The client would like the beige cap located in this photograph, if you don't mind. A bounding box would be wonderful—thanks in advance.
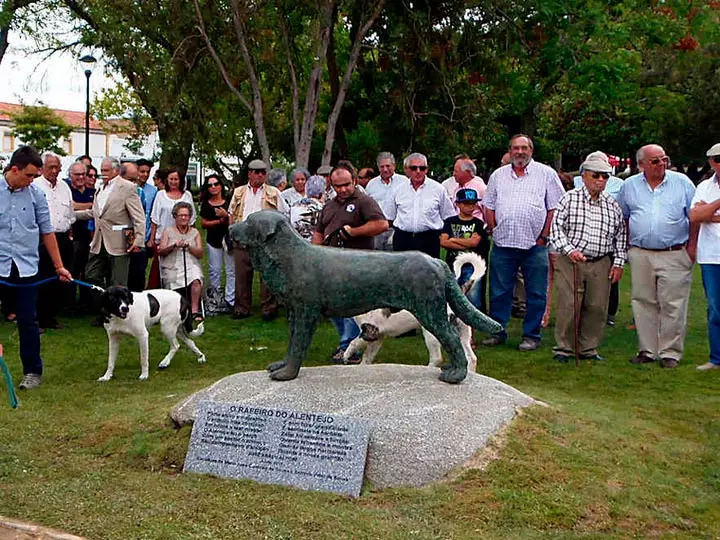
[248,159,268,170]
[317,165,333,176]
[706,143,720,157]
[581,152,612,173]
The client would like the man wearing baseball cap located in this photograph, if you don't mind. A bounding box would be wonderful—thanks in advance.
[690,143,720,371]
[549,152,627,363]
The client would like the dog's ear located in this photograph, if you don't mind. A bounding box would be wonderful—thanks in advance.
[100,291,112,322]
[360,323,380,342]
[251,212,282,243]
[122,287,134,305]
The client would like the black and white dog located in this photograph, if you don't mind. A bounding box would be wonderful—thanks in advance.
[98,286,206,381]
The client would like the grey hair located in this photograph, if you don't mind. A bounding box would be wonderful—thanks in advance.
[103,156,121,171]
[290,167,310,185]
[67,162,86,176]
[267,168,287,188]
[509,134,534,150]
[171,201,193,218]
[403,152,428,168]
[376,152,396,167]
[459,160,476,176]
[42,151,61,164]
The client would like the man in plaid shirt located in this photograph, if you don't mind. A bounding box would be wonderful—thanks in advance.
[549,153,627,362]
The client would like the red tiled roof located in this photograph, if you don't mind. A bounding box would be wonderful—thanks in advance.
[0,101,126,131]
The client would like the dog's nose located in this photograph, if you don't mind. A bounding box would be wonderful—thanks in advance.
[121,306,129,313]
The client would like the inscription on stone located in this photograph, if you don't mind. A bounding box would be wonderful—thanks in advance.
[184,401,370,497]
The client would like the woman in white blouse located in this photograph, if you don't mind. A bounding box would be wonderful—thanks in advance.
[150,167,196,246]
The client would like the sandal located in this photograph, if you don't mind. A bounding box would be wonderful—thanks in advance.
[192,313,204,323]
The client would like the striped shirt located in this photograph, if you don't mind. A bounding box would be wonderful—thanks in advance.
[550,186,628,267]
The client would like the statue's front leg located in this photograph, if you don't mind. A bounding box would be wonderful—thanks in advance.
[269,308,320,381]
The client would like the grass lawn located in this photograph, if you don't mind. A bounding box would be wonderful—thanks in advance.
[1,268,719,539]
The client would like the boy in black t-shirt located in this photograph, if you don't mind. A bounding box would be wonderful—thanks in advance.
[440,188,490,312]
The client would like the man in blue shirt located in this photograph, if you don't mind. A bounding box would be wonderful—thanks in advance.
[618,144,698,369]
[126,159,156,291]
[0,146,73,390]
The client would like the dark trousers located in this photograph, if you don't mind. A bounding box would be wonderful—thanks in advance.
[608,281,619,317]
[393,228,442,259]
[233,248,277,316]
[37,231,73,326]
[4,263,42,375]
[128,247,151,292]
[72,235,92,312]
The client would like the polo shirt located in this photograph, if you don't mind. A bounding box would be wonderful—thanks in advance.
[316,189,386,250]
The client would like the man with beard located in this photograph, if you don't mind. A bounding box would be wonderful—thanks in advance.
[482,134,565,351]
[365,151,408,250]
[313,163,388,363]
[33,152,75,329]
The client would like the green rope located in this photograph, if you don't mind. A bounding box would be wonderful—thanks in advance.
[0,356,19,409]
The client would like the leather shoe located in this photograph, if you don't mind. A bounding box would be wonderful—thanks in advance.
[517,337,540,351]
[630,353,655,364]
[481,335,505,347]
[660,357,679,369]
[552,353,571,363]
[581,354,605,361]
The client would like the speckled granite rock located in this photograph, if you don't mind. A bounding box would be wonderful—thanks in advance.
[171,364,535,488]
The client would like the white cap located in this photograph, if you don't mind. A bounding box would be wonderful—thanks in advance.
[706,143,720,157]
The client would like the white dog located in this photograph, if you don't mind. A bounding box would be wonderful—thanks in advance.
[97,286,206,381]
[344,252,485,372]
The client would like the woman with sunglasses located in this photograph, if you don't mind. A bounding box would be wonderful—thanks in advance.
[200,174,234,310]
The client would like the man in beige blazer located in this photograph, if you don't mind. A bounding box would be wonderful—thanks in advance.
[80,157,146,288]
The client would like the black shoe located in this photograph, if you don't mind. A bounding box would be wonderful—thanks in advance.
[606,316,616,327]
[552,353,571,363]
[580,354,605,361]
[660,357,679,369]
[233,311,251,320]
[630,353,655,364]
[262,311,278,322]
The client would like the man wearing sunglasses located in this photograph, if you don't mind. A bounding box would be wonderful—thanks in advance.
[385,152,456,258]
[618,144,697,369]
[690,143,720,371]
[229,159,289,321]
[549,153,627,363]
[482,134,565,352]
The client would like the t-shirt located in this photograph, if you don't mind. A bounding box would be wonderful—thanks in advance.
[316,189,386,250]
[441,216,490,269]
[200,199,230,249]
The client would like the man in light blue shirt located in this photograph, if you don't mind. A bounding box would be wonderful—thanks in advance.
[0,146,73,390]
[617,144,697,368]
[128,158,157,291]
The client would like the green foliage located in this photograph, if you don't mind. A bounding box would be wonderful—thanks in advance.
[8,103,72,155]
[92,85,155,155]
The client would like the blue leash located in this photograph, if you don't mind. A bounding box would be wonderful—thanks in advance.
[0,355,18,409]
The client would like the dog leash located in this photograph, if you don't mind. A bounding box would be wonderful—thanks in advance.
[0,350,19,409]
[0,276,105,293]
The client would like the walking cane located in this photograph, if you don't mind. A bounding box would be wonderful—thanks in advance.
[182,246,190,306]
[573,262,580,367]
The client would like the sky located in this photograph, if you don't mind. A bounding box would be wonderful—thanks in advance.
[0,33,116,112]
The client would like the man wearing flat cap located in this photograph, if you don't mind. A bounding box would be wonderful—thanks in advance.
[690,143,720,371]
[549,153,627,363]
[229,159,289,321]
[617,144,697,369]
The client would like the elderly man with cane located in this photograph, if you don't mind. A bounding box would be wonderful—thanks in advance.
[549,153,627,363]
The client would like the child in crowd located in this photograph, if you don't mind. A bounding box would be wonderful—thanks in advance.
[440,188,491,312]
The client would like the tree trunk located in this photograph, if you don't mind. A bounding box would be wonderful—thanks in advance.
[157,118,193,174]
[321,0,385,166]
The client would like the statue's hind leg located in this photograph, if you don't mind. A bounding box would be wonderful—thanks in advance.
[414,301,468,384]
[269,306,320,381]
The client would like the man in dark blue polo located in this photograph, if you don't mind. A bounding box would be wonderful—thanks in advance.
[0,146,73,389]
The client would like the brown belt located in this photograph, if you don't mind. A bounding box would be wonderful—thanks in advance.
[636,244,685,252]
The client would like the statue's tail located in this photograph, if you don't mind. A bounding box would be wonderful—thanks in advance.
[444,265,503,334]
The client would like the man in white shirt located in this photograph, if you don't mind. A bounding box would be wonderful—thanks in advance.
[385,152,456,258]
[365,151,408,250]
[442,155,486,222]
[691,142,720,371]
[33,152,75,329]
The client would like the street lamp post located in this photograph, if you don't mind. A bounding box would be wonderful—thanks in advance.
[79,54,97,156]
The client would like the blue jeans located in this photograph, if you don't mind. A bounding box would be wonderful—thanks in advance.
[489,244,549,341]
[5,264,43,375]
[701,264,720,365]
[330,317,361,350]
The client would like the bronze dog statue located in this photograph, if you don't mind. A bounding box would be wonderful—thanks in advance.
[230,211,502,384]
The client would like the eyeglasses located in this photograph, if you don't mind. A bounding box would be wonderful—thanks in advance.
[208,182,220,187]
[647,156,669,166]
[712,156,720,164]
[250,169,267,175]
[409,165,428,171]
[590,172,610,180]
[175,213,191,218]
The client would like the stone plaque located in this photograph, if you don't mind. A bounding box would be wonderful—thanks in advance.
[184,401,370,497]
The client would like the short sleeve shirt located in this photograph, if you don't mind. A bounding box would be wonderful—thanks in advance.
[441,216,490,268]
[316,189,386,250]
[200,199,230,249]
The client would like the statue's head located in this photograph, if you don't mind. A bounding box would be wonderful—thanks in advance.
[230,210,286,248]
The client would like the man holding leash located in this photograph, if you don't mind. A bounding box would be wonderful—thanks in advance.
[549,153,627,363]
[0,146,73,390]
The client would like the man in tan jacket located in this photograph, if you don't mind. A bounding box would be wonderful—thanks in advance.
[229,159,289,320]
[80,157,146,289]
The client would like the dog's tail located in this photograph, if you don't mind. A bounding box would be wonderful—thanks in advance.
[444,264,503,334]
[452,252,486,293]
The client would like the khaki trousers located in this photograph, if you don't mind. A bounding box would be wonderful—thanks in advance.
[627,247,693,360]
[233,248,277,316]
[553,254,612,356]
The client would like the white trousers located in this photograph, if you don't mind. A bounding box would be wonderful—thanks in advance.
[207,244,235,305]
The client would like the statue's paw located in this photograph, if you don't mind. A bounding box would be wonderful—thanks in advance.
[439,367,467,384]
[269,364,300,381]
[439,362,452,372]
[267,360,287,373]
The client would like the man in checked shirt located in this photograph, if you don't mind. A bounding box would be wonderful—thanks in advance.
[549,153,627,362]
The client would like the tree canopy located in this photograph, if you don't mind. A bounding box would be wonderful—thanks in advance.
[9,103,72,155]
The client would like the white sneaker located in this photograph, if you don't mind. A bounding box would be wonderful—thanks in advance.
[18,373,42,390]
[696,362,720,371]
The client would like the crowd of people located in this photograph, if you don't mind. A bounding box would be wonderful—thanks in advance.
[2,134,720,390]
